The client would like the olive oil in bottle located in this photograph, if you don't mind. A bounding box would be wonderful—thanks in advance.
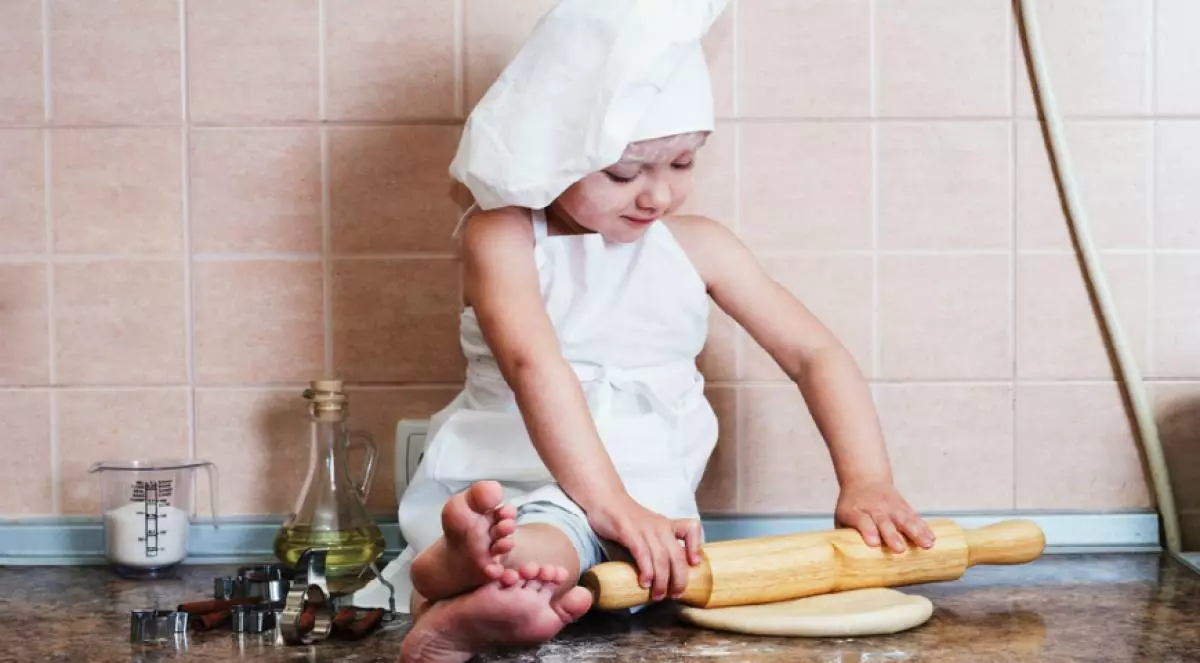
[274,524,385,593]
[273,380,386,594]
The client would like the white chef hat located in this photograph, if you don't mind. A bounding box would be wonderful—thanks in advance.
[450,0,728,212]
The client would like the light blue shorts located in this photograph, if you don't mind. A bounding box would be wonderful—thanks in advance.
[514,500,609,572]
[517,498,710,616]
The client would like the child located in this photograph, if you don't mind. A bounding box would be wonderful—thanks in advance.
[391,1,934,661]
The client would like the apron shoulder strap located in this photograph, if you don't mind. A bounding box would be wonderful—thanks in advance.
[531,208,549,239]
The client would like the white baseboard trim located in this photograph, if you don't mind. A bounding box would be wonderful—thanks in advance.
[0,512,1161,566]
[0,517,404,566]
[701,512,1162,554]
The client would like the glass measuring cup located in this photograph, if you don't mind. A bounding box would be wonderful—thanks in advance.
[89,459,219,579]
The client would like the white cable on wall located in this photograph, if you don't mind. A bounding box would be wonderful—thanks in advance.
[1017,0,1181,554]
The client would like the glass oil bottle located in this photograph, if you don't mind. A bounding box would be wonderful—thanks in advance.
[273,379,385,594]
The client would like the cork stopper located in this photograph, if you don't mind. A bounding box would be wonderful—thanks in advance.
[304,379,347,422]
[310,379,344,393]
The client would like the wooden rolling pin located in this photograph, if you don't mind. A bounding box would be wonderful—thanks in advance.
[580,518,1045,611]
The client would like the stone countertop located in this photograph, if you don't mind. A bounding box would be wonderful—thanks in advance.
[4,553,1200,662]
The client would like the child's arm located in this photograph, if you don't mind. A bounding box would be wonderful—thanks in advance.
[461,209,702,600]
[670,215,935,553]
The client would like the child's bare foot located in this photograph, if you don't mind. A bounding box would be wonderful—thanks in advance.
[400,563,593,663]
[442,481,518,579]
[411,481,519,600]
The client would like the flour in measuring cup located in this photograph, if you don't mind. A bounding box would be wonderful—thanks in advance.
[104,501,189,568]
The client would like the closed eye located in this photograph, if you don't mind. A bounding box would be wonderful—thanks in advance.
[604,170,638,183]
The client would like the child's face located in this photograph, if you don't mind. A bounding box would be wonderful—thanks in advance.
[549,132,707,243]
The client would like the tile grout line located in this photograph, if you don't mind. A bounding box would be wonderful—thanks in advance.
[1145,0,1156,379]
[321,128,333,375]
[730,0,739,121]
[1009,125,1018,509]
[4,254,313,262]
[0,252,474,262]
[732,378,1155,388]
[318,0,327,122]
[729,0,741,512]
[180,0,197,461]
[453,0,465,118]
[868,0,880,381]
[1145,0,1155,120]
[319,0,332,376]
[192,252,324,261]
[8,114,1200,131]
[5,248,1188,263]
[5,378,1187,392]
[41,0,51,122]
[1006,0,1016,120]
[0,383,465,393]
[42,0,59,515]
[1010,0,1020,509]
[732,381,742,513]
[868,0,878,118]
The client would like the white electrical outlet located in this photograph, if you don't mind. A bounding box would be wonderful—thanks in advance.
[394,419,430,499]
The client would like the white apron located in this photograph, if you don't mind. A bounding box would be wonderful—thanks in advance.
[353,209,717,612]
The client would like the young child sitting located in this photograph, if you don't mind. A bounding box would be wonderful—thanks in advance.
[391,2,934,661]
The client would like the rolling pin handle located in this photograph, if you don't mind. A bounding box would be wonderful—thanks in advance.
[964,520,1046,566]
[580,556,714,611]
[579,561,649,611]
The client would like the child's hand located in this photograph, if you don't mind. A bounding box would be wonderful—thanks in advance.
[835,480,935,553]
[586,496,703,602]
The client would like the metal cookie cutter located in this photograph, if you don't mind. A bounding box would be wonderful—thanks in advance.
[214,563,291,607]
[213,575,240,600]
[238,563,291,606]
[130,609,189,643]
[281,549,334,645]
[231,603,276,634]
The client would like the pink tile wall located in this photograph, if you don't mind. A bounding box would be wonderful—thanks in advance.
[1,0,1197,522]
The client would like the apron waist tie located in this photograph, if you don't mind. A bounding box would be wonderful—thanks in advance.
[570,362,703,427]
[466,359,704,426]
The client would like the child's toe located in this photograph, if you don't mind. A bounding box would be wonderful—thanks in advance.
[490,536,515,556]
[490,520,516,540]
[466,481,505,515]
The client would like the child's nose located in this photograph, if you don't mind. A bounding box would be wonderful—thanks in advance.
[638,177,672,211]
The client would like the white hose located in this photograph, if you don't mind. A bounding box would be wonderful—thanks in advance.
[1017,0,1181,553]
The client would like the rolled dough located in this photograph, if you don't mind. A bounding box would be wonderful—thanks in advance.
[677,588,933,638]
